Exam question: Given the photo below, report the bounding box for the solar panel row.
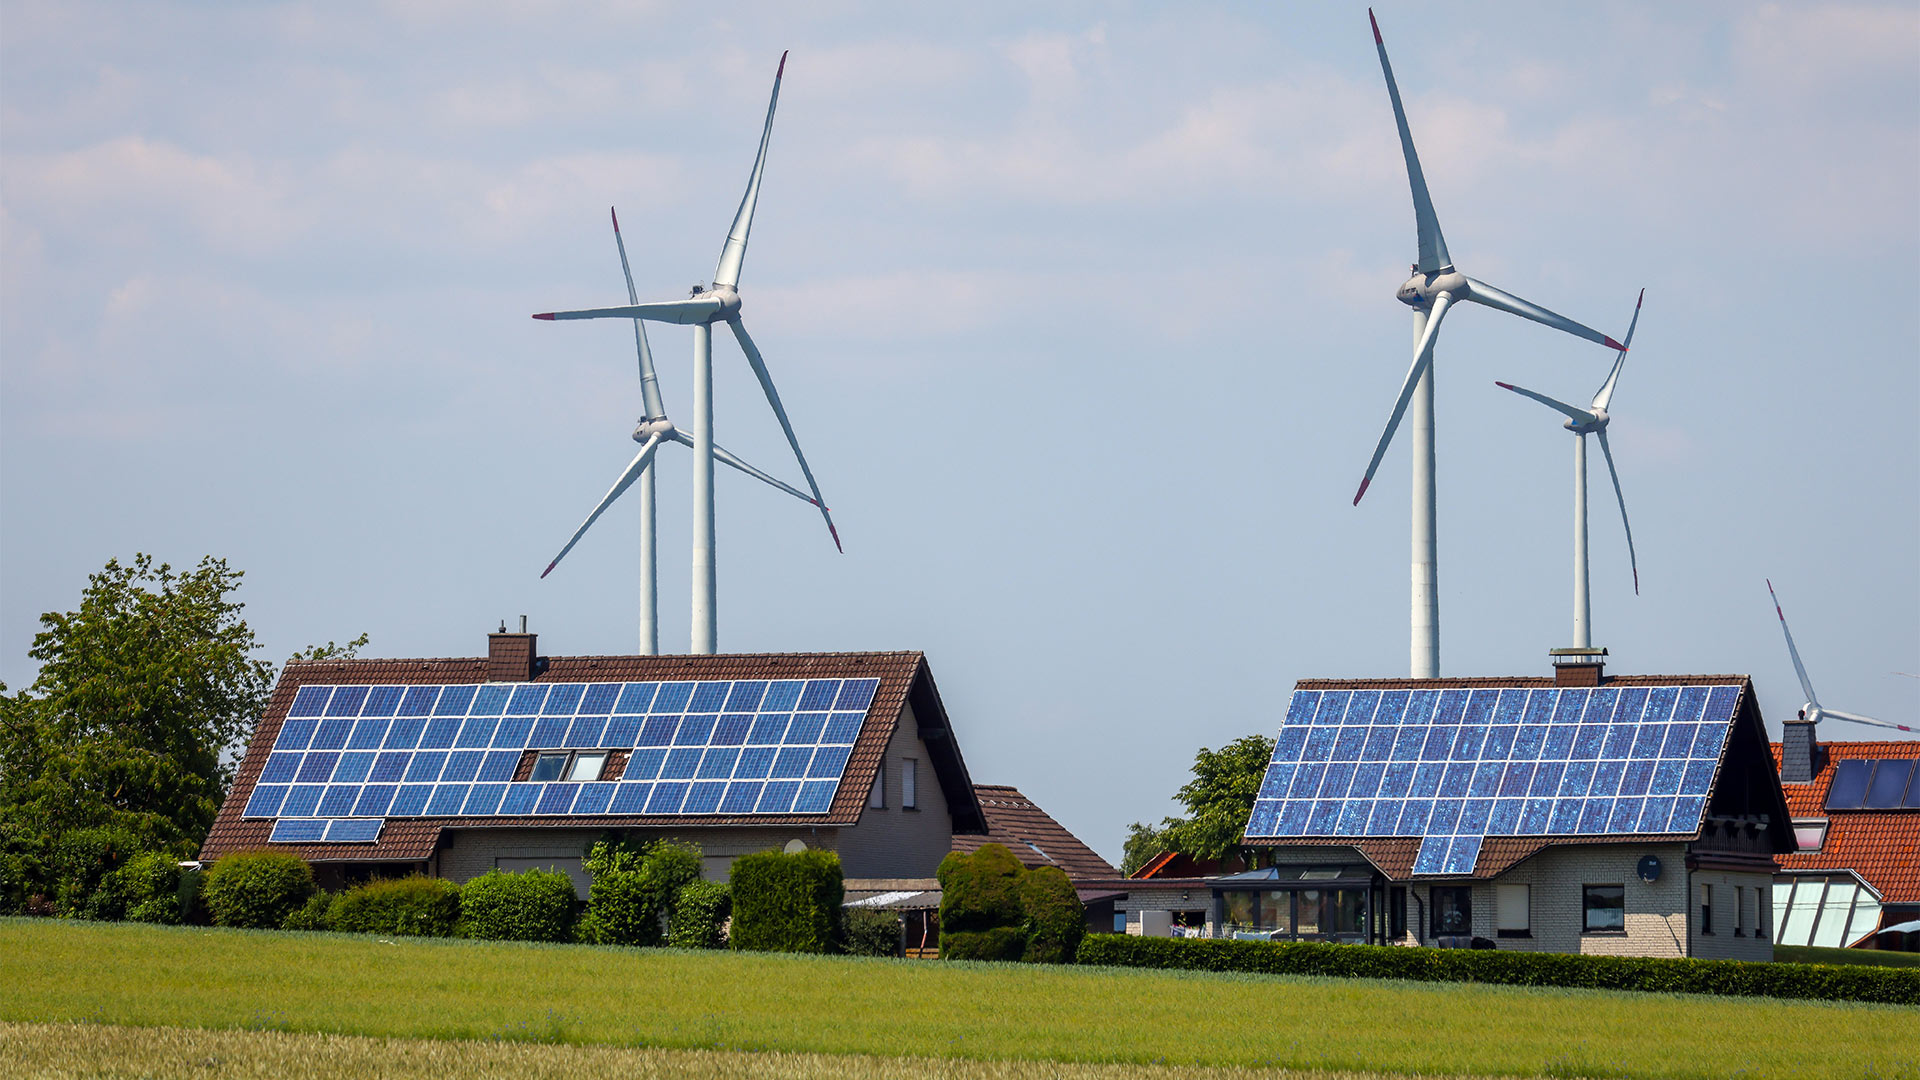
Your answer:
[268,818,383,844]
[1825,758,1920,811]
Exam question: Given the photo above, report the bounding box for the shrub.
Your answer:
[459,869,577,942]
[50,825,144,918]
[579,840,704,947]
[1074,934,1920,1005]
[1018,865,1085,964]
[201,851,314,929]
[281,891,335,931]
[88,851,188,924]
[729,849,843,953]
[942,926,1029,962]
[839,907,903,957]
[936,844,1024,934]
[667,880,732,949]
[329,875,461,937]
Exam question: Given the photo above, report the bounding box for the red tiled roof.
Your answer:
[201,651,984,863]
[1770,739,1920,903]
[951,784,1117,882]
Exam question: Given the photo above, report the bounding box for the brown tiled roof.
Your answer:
[1296,674,1749,690]
[950,784,1118,882]
[1770,738,1920,903]
[201,651,984,863]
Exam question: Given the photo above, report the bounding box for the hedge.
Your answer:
[458,869,577,942]
[936,845,1024,934]
[1075,934,1920,1005]
[839,907,902,957]
[329,875,461,937]
[281,891,334,931]
[50,826,145,918]
[667,880,731,949]
[729,849,842,953]
[578,840,703,947]
[942,925,1028,962]
[88,852,193,924]
[201,852,314,929]
[937,844,1085,964]
[1018,865,1085,964]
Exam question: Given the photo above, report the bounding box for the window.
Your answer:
[529,752,568,782]
[1792,820,1827,853]
[565,752,606,782]
[1700,883,1714,935]
[902,758,917,809]
[1430,886,1471,938]
[1495,883,1531,938]
[1756,891,1769,942]
[1734,885,1745,936]
[530,750,604,783]
[1389,887,1407,940]
[867,771,885,809]
[1582,884,1625,933]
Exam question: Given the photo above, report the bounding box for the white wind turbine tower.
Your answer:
[1769,581,1917,734]
[1354,10,1630,677]
[533,52,840,655]
[1495,290,1644,649]
[537,206,823,655]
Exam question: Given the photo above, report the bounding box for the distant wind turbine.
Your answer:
[538,206,820,655]
[1496,289,1645,649]
[533,52,840,654]
[1354,10,1630,677]
[1768,580,1917,734]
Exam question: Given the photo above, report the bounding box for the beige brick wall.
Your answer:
[830,700,956,879]
[1469,844,1691,957]
[1686,867,1775,962]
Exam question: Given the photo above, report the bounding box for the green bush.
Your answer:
[937,844,1024,934]
[942,926,1029,962]
[839,907,903,957]
[667,880,732,949]
[281,891,334,931]
[729,849,843,953]
[88,851,188,924]
[578,840,704,947]
[1074,934,1920,1005]
[329,875,461,937]
[50,825,144,918]
[1018,865,1085,964]
[458,869,577,942]
[201,851,314,929]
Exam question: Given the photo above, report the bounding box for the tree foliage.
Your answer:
[1133,733,1275,866]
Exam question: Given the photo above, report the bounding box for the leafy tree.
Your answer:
[1119,821,1168,877]
[0,555,273,854]
[286,633,369,663]
[1130,734,1276,868]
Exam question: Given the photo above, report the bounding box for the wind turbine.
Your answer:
[1495,289,1644,649]
[533,52,840,655]
[537,206,822,654]
[1354,11,1631,678]
[1768,580,1917,734]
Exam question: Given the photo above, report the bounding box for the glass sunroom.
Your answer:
[1210,865,1391,943]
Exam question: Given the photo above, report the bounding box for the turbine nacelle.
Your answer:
[698,286,742,323]
[634,417,676,443]
[1564,408,1607,435]
[1396,269,1466,307]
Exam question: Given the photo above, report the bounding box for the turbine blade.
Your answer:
[1594,429,1639,595]
[1592,289,1643,412]
[532,297,724,325]
[1354,291,1453,504]
[666,428,818,505]
[1370,10,1450,273]
[1767,579,1822,709]
[726,317,841,551]
[1462,277,1626,351]
[712,51,787,290]
[541,435,664,579]
[1495,380,1594,425]
[1821,710,1918,735]
[612,206,666,419]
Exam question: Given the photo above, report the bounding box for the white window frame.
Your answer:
[902,758,918,809]
[1792,819,1827,853]
[1495,883,1531,935]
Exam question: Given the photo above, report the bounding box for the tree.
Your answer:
[286,633,369,663]
[1129,733,1276,869]
[1119,821,1168,877]
[0,555,273,851]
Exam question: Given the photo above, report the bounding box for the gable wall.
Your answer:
[829,699,956,878]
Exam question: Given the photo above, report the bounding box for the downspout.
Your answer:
[1412,887,1426,946]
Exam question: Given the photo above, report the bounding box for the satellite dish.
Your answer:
[783,839,807,854]
[1637,855,1662,883]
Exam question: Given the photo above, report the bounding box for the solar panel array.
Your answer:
[246,678,882,837]
[1825,758,1920,811]
[1244,685,1743,876]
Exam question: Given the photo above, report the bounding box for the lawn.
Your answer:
[3,920,1916,1080]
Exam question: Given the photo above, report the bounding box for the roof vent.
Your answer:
[1550,647,1606,688]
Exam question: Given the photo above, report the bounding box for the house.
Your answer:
[1223,656,1794,959]
[1770,729,1920,950]
[199,629,988,894]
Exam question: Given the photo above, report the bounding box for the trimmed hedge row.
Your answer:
[730,849,842,953]
[937,843,1086,964]
[458,869,577,942]
[1075,933,1920,1005]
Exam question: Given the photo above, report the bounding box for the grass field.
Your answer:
[3,920,1916,1080]
[1774,944,1920,969]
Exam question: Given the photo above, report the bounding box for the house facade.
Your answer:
[200,631,987,893]
[1770,730,1920,950]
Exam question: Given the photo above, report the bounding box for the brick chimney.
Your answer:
[1780,720,1819,784]
[1550,647,1606,688]
[488,617,537,682]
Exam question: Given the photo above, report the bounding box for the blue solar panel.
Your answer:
[1248,684,1745,852]
[271,819,327,843]
[258,679,880,825]
[324,819,383,843]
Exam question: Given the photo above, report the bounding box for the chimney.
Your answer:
[1550,647,1606,688]
[488,617,537,682]
[1780,721,1818,784]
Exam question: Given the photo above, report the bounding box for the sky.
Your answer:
[4,1,1916,864]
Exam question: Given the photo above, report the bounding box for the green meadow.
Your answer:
[3,920,1915,1080]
